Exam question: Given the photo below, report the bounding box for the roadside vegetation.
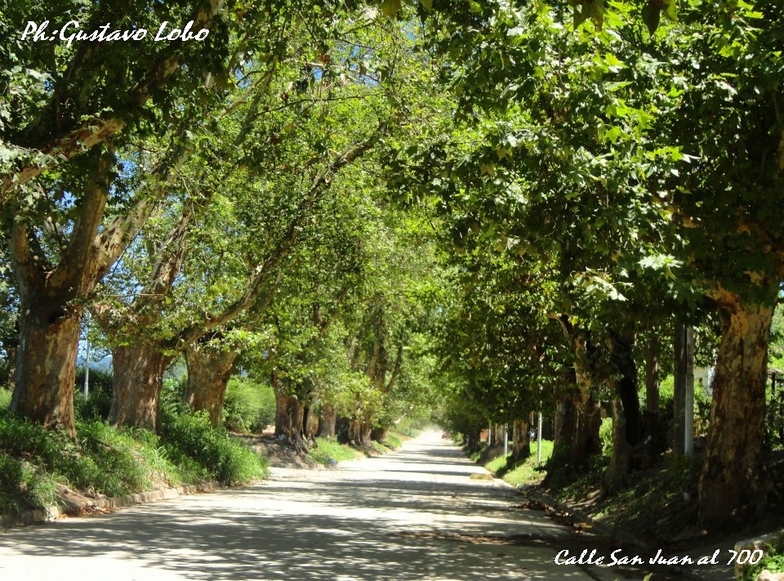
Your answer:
[0,393,268,519]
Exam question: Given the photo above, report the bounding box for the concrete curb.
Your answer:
[0,481,221,530]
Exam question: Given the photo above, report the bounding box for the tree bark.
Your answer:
[551,352,603,471]
[10,300,81,436]
[109,342,173,431]
[318,404,337,438]
[371,426,389,442]
[303,405,320,438]
[272,370,305,447]
[698,290,775,527]
[183,344,239,425]
[510,418,531,464]
[348,419,372,446]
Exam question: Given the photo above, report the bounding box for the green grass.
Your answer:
[382,431,403,450]
[741,547,784,581]
[0,407,269,518]
[483,440,554,487]
[308,437,363,466]
[0,389,11,410]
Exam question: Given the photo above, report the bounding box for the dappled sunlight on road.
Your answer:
[0,431,626,580]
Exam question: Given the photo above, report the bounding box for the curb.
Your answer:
[0,481,220,530]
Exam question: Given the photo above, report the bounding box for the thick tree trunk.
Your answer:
[10,302,81,437]
[318,405,337,438]
[303,406,319,438]
[698,292,775,527]
[183,344,238,425]
[274,392,305,446]
[510,418,531,464]
[604,331,641,493]
[371,426,389,442]
[109,342,172,431]
[348,419,372,446]
[552,360,602,471]
[336,415,350,443]
[463,427,482,452]
[551,391,602,468]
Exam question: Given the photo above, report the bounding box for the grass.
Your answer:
[308,437,364,466]
[483,440,554,487]
[0,389,11,410]
[382,431,403,450]
[0,406,269,519]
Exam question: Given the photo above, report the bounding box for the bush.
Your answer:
[74,368,114,421]
[161,408,268,485]
[222,377,276,433]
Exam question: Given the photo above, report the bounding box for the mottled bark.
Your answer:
[698,291,775,527]
[183,344,239,425]
[303,406,320,438]
[551,387,602,470]
[272,371,305,447]
[10,301,81,436]
[318,405,337,438]
[109,342,172,431]
[348,419,372,446]
[510,418,531,464]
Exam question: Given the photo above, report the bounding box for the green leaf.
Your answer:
[379,0,401,17]
[641,2,661,35]
[663,0,677,22]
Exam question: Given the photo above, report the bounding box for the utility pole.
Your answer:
[674,320,694,456]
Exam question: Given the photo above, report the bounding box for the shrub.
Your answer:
[0,455,57,516]
[161,408,268,485]
[222,377,276,433]
[74,368,114,421]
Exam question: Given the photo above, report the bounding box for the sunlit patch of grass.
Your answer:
[382,432,403,449]
[308,437,363,466]
[484,441,554,487]
[0,389,11,410]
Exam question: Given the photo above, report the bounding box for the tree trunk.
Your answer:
[464,427,482,452]
[10,302,81,437]
[348,419,372,446]
[642,331,661,448]
[318,405,337,438]
[336,415,350,443]
[274,392,305,446]
[371,426,389,442]
[303,405,320,438]
[604,330,641,493]
[698,292,775,527]
[551,361,602,471]
[510,418,531,464]
[183,344,239,425]
[109,342,172,432]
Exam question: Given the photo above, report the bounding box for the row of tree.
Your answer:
[2,0,783,529]
[402,0,783,528]
[0,1,444,448]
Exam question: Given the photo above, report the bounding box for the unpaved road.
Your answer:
[1,431,670,580]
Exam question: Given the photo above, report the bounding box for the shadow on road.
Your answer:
[0,433,625,580]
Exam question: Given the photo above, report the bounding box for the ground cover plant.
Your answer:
[0,404,268,518]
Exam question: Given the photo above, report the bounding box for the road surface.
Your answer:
[1,431,672,580]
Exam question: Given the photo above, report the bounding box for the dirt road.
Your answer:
[1,431,664,580]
